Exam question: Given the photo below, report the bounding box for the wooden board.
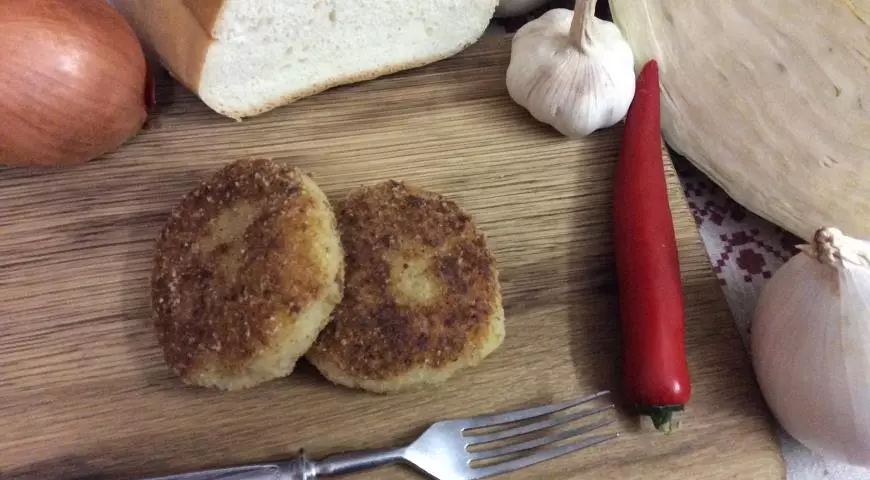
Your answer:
[0,35,785,480]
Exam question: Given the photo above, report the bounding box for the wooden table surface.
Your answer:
[0,35,785,479]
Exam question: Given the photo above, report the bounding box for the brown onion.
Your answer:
[0,0,150,167]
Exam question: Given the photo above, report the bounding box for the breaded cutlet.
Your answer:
[151,158,344,391]
[306,180,505,393]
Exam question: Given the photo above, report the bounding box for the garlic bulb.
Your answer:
[751,227,870,467]
[505,0,636,138]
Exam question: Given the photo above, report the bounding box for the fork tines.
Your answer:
[461,390,618,478]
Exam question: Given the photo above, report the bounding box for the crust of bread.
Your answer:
[306,180,506,393]
[112,0,219,94]
[181,0,225,35]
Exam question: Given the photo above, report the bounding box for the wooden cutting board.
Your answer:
[0,35,785,479]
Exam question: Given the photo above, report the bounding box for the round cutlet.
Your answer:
[151,158,344,391]
[306,180,505,393]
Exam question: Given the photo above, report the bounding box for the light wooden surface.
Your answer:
[0,35,785,479]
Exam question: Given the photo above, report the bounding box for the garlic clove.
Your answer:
[505,0,636,138]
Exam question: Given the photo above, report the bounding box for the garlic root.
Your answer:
[505,0,637,137]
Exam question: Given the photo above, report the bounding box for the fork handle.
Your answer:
[140,447,407,480]
[313,447,406,476]
[140,451,315,480]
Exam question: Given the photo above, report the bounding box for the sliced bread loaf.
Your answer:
[113,0,498,119]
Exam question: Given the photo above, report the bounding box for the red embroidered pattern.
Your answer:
[674,156,801,283]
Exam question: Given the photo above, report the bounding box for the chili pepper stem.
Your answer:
[642,405,684,433]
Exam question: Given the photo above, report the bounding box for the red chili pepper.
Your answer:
[612,59,692,432]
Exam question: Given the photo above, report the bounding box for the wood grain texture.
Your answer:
[0,35,785,479]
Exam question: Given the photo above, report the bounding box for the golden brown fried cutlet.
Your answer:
[151,158,344,391]
[306,180,505,393]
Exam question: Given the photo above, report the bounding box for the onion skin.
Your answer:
[751,227,870,467]
[0,0,149,167]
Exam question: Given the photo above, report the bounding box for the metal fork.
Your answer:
[144,390,618,480]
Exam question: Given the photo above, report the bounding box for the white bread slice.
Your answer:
[112,0,498,120]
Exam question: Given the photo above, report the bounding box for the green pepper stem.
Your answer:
[640,405,684,433]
